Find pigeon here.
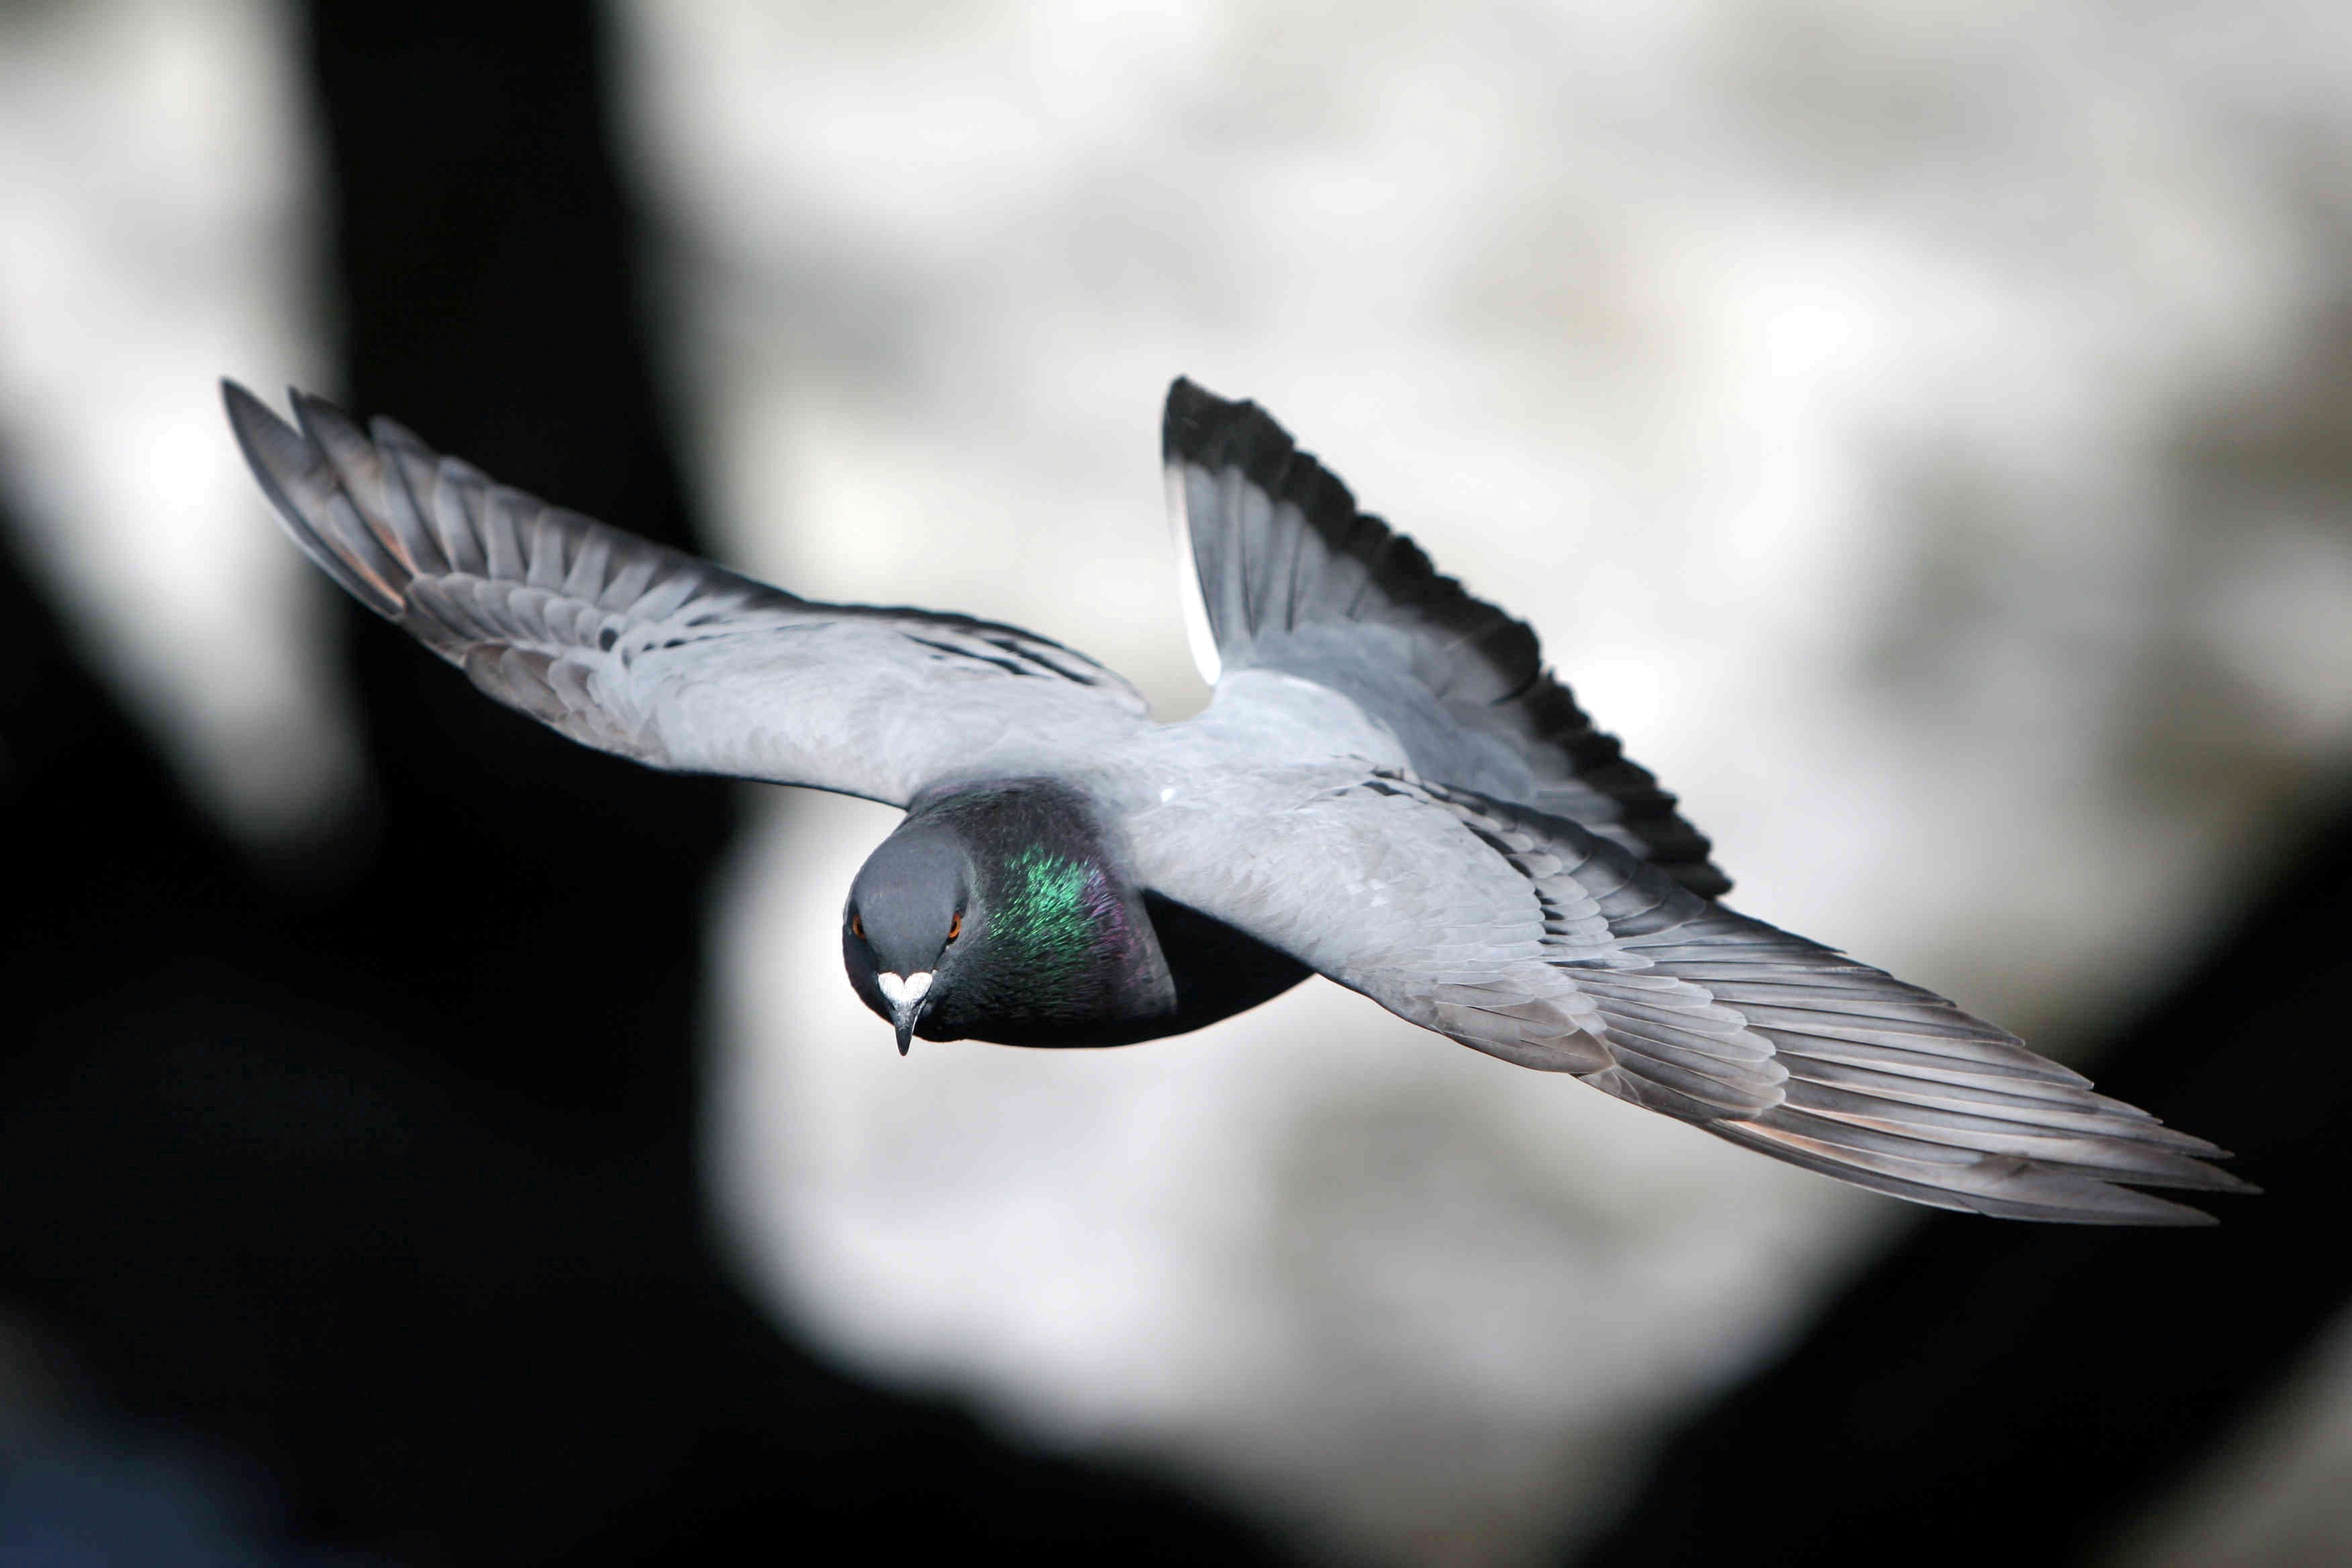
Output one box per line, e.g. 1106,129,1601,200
222,375,2251,1225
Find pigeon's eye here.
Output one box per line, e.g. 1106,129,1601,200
946,911,963,942
850,912,865,940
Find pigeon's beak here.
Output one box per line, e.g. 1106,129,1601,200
878,970,934,1057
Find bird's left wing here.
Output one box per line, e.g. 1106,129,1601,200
1162,378,1730,895
1127,767,2247,1224
224,383,1148,805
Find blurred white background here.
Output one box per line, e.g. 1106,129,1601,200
7,1,2352,1562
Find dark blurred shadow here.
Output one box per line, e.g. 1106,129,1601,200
0,3,1291,1562
1567,789,2352,1565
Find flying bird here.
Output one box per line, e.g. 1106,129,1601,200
223,376,2250,1225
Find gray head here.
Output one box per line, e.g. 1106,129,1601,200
842,822,971,1054
841,781,1175,1054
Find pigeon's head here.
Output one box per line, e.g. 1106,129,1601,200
843,820,972,1055
842,783,1171,1053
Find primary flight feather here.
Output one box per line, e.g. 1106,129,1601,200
224,376,2249,1225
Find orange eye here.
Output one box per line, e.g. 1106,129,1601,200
850,912,865,940
946,911,963,942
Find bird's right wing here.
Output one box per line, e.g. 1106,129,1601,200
1128,766,2245,1224
225,383,1148,805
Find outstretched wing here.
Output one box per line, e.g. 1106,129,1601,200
225,383,1148,805
1163,379,1730,896
1128,769,2246,1224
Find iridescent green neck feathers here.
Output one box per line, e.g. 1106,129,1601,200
987,845,1125,997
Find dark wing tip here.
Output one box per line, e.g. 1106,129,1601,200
1163,376,1275,469
1162,375,1222,464
219,379,315,525
288,385,356,438
221,377,407,619
220,377,293,464
1161,376,1361,525
219,375,264,418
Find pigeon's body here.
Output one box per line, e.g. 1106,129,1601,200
850,777,1310,1051
225,376,2251,1224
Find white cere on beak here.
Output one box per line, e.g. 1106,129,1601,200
877,971,934,1010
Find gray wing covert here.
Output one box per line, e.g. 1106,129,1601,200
225,383,1147,805
1128,769,2245,1225
1163,378,1730,896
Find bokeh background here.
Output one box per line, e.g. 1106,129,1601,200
3,2,2349,1563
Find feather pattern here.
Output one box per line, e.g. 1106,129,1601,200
224,382,1146,805
1163,379,1730,895
1136,769,2246,1224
